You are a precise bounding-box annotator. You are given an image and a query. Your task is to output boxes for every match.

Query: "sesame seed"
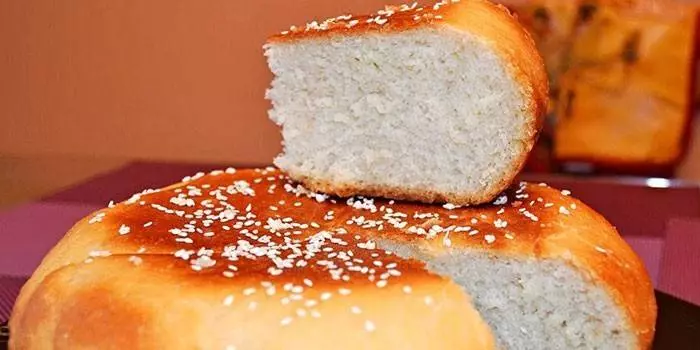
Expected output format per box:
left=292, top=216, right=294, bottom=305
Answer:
left=280, top=317, right=293, bottom=326
left=351, top=306, right=362, bottom=314
left=364, top=320, right=376, bottom=332
left=484, top=234, right=496, bottom=244
left=89, top=250, right=111, bottom=257
left=223, top=295, right=234, bottom=306
left=595, top=246, right=609, bottom=254
left=339, top=288, right=352, bottom=296
left=561, top=190, right=572, bottom=196
left=559, top=206, right=571, bottom=215
left=402, top=285, right=412, bottom=294
left=424, top=296, right=434, bottom=305
left=494, top=219, right=508, bottom=228
left=493, top=195, right=508, bottom=205
left=321, top=292, right=332, bottom=301
left=88, top=212, right=106, bottom=224
left=128, top=256, right=142, bottom=265
left=376, top=280, right=388, bottom=288
left=143, top=221, right=153, bottom=227
left=118, top=224, right=131, bottom=235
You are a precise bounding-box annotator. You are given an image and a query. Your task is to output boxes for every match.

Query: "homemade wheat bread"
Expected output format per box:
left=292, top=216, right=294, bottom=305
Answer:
left=11, top=168, right=655, bottom=349
left=265, top=0, right=548, bottom=205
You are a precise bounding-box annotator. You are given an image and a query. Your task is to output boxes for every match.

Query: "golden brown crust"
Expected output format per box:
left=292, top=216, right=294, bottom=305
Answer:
left=11, top=168, right=654, bottom=349
left=283, top=167, right=515, bottom=206
left=13, top=255, right=493, bottom=350
left=10, top=168, right=496, bottom=349
left=267, top=0, right=548, bottom=205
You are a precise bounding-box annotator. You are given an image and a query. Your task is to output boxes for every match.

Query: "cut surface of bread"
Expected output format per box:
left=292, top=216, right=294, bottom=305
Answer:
left=384, top=244, right=636, bottom=349
left=265, top=0, right=548, bottom=205
left=11, top=168, right=655, bottom=349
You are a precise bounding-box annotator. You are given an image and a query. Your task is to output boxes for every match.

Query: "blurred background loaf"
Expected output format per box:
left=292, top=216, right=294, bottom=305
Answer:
left=503, top=0, right=699, bottom=175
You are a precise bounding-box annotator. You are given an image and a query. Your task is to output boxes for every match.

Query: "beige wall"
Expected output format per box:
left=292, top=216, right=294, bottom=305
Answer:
left=2, top=0, right=700, bottom=178
left=0, top=0, right=404, bottom=165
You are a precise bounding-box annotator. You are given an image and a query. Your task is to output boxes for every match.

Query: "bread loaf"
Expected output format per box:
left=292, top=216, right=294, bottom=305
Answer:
left=11, top=168, right=655, bottom=349
left=265, top=0, right=548, bottom=205
left=502, top=0, right=698, bottom=172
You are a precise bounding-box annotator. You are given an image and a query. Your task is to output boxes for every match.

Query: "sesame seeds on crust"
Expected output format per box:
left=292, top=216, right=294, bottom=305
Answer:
left=87, top=167, right=585, bottom=333
left=268, top=1, right=463, bottom=43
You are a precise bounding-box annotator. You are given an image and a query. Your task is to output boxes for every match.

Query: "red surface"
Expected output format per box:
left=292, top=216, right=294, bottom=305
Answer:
left=0, top=202, right=102, bottom=276
left=659, top=218, right=700, bottom=306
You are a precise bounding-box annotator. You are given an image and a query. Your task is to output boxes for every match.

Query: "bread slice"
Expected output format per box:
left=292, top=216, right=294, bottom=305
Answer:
left=11, top=168, right=655, bottom=349
left=265, top=0, right=548, bottom=205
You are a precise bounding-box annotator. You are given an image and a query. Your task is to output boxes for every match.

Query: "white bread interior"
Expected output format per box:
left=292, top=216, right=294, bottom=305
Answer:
left=267, top=29, right=528, bottom=204
left=383, top=242, right=634, bottom=349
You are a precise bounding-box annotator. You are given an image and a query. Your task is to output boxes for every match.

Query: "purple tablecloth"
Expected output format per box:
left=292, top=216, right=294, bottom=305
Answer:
left=0, top=202, right=101, bottom=277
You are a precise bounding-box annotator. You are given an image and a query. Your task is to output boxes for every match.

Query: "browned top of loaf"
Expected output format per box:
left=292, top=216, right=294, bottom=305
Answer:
left=13, top=167, right=654, bottom=348
left=13, top=168, right=655, bottom=344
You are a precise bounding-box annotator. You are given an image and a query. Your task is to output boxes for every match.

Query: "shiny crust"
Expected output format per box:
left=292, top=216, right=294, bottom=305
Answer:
left=13, top=257, right=493, bottom=349
left=10, top=168, right=496, bottom=349
left=11, top=168, right=653, bottom=349
left=267, top=0, right=548, bottom=205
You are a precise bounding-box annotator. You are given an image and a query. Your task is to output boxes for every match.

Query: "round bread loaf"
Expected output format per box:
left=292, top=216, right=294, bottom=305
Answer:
left=265, top=0, right=548, bottom=205
left=10, top=168, right=655, bottom=349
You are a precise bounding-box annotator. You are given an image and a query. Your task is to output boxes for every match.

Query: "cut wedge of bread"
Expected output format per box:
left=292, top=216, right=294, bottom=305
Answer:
left=265, top=0, right=548, bottom=205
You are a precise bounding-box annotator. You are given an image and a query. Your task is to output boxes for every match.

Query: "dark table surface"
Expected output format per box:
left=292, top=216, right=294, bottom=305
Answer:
left=1, top=291, right=699, bottom=349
